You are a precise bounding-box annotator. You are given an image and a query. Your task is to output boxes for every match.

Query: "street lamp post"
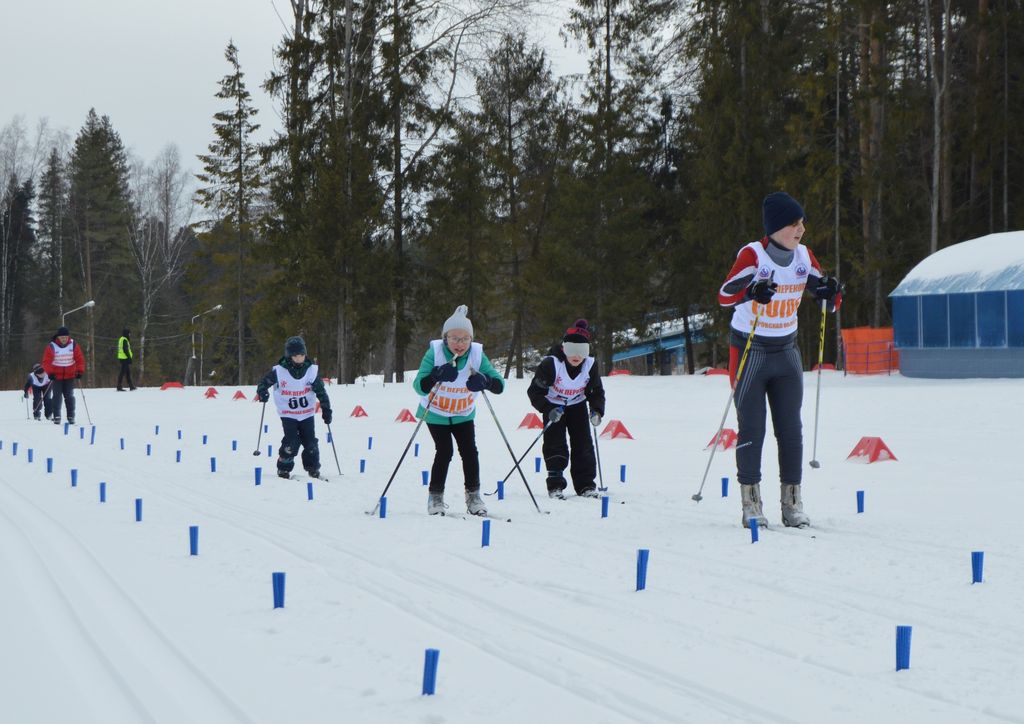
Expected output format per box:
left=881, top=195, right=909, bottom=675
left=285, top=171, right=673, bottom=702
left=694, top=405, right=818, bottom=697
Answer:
left=191, top=305, right=222, bottom=385
left=62, top=300, right=95, bottom=327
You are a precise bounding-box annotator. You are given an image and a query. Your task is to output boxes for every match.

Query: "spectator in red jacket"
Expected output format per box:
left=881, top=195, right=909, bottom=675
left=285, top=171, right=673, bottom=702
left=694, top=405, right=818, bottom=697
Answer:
left=42, top=325, right=86, bottom=424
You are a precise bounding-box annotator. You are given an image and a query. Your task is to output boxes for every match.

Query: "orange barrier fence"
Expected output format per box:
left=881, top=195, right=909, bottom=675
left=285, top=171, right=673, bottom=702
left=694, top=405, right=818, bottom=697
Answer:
left=841, top=327, right=899, bottom=374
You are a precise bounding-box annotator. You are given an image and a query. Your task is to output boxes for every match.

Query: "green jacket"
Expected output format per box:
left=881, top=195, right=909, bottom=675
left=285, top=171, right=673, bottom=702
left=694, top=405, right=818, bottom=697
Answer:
left=117, top=335, right=132, bottom=361
left=412, top=342, right=504, bottom=425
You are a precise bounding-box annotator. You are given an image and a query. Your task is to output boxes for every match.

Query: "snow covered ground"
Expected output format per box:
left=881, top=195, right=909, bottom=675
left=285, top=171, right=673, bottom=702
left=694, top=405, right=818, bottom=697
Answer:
left=1, top=371, right=1021, bottom=724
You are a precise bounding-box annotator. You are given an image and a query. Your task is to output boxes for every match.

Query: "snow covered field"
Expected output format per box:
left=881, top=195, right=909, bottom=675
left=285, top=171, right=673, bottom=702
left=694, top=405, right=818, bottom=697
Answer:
left=1, top=372, right=1022, bottom=724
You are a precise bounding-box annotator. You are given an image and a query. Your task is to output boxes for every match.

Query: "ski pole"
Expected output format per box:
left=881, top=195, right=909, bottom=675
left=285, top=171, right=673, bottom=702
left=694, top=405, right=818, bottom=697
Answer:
left=77, top=378, right=93, bottom=425
left=365, top=355, right=459, bottom=516
left=692, top=309, right=763, bottom=502
left=809, top=298, right=828, bottom=468
left=253, top=401, right=267, bottom=455
left=591, top=404, right=606, bottom=492
left=478, top=388, right=545, bottom=514
left=326, top=422, right=342, bottom=475
left=484, top=420, right=553, bottom=495
left=24, top=392, right=30, bottom=419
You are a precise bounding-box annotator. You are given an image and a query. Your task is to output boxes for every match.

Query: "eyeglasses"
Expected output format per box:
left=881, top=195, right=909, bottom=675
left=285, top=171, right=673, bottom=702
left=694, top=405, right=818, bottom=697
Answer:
left=447, top=335, right=471, bottom=344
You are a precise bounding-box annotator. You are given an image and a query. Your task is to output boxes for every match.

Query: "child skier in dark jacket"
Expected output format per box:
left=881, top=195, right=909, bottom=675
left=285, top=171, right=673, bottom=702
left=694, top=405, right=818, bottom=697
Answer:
left=23, top=363, right=54, bottom=420
left=256, top=336, right=333, bottom=479
left=527, top=319, right=606, bottom=499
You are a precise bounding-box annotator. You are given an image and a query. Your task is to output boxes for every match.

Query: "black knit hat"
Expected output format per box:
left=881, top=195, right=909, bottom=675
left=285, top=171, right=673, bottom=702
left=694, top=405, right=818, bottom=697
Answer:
left=563, top=319, right=591, bottom=343
left=55, top=326, right=70, bottom=338
left=285, top=336, right=307, bottom=357
left=762, top=192, right=806, bottom=237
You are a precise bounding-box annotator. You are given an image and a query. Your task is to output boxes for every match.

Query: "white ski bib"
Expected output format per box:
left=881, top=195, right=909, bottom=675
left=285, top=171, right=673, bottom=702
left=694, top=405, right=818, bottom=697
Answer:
left=544, top=356, right=594, bottom=407
left=50, top=341, right=76, bottom=368
left=421, top=341, right=483, bottom=418
left=273, top=364, right=318, bottom=420
left=730, top=241, right=812, bottom=337
left=31, top=372, right=50, bottom=388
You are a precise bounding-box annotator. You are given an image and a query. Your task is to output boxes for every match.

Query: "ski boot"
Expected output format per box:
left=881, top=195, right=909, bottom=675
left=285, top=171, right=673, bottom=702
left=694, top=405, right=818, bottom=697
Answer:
left=465, top=489, right=487, bottom=516
left=740, top=483, right=769, bottom=529
left=577, top=487, right=599, bottom=498
left=780, top=483, right=810, bottom=528
left=427, top=492, right=446, bottom=515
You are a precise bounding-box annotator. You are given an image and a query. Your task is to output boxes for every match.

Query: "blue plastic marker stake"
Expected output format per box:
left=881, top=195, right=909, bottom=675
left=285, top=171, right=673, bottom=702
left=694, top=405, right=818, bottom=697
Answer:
left=99, top=482, right=106, bottom=503
left=264, top=424, right=269, bottom=434
left=202, top=434, right=208, bottom=445
left=360, top=459, right=366, bottom=473
left=368, top=436, right=373, bottom=450
left=421, top=470, right=428, bottom=486
left=422, top=649, right=440, bottom=695
left=46, top=457, right=53, bottom=473
left=750, top=517, right=759, bottom=543
left=721, top=476, right=729, bottom=497
left=857, top=490, right=865, bottom=514
left=189, top=526, right=199, bottom=555
left=972, top=551, right=984, bottom=584
left=272, top=572, right=286, bottom=609
left=535, top=456, right=541, bottom=473
left=27, top=449, right=33, bottom=463
left=90, top=426, right=96, bottom=445
left=146, top=444, right=152, bottom=456
left=267, top=444, right=272, bottom=457
left=414, top=443, right=419, bottom=457
left=896, top=625, right=913, bottom=671
left=79, top=427, right=84, bottom=440
left=620, top=464, right=627, bottom=483
left=307, top=482, right=314, bottom=501
left=601, top=496, right=609, bottom=518
left=379, top=497, right=387, bottom=518
left=232, top=440, right=237, bottom=451
left=177, top=429, right=182, bottom=440
left=70, top=469, right=78, bottom=487
left=0, top=440, right=3, bottom=450
left=176, top=450, right=182, bottom=463
left=11, top=442, right=17, bottom=456
left=155, top=425, right=160, bottom=435
left=327, top=432, right=332, bottom=444
left=636, top=549, right=650, bottom=591
left=64, top=422, right=69, bottom=435
left=120, top=437, right=125, bottom=450
left=255, top=467, right=262, bottom=486
left=210, top=457, right=217, bottom=473
left=481, top=519, right=491, bottom=547
left=135, top=498, right=143, bottom=522
left=497, top=480, right=505, bottom=500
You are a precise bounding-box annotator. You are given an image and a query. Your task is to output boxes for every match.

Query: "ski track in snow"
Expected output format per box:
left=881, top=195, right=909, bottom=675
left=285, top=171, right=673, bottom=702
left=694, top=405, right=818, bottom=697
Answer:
left=3, top=375, right=1024, bottom=723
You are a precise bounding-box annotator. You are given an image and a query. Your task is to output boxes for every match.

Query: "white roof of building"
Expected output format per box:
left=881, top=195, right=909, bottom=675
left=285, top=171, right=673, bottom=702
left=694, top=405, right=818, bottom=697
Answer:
left=890, top=231, right=1024, bottom=297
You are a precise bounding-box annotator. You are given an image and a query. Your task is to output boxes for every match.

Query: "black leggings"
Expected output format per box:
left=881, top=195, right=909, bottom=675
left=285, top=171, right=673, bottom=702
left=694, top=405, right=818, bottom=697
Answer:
left=732, top=342, right=804, bottom=486
left=278, top=416, right=320, bottom=474
left=50, top=378, right=77, bottom=421
left=427, top=420, right=480, bottom=493
left=542, top=401, right=596, bottom=493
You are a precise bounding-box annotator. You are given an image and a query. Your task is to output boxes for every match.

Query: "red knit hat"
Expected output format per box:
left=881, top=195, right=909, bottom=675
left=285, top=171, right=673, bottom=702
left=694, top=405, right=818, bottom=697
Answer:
left=563, top=319, right=591, bottom=343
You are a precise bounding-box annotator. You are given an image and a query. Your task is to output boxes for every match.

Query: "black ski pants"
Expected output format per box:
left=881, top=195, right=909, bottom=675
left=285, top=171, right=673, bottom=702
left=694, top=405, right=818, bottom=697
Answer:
left=30, top=385, right=53, bottom=419
left=117, top=360, right=135, bottom=390
left=427, top=419, right=480, bottom=494
left=277, top=416, right=320, bottom=474
left=542, top=401, right=597, bottom=493
left=50, top=378, right=77, bottom=422
left=732, top=339, right=803, bottom=486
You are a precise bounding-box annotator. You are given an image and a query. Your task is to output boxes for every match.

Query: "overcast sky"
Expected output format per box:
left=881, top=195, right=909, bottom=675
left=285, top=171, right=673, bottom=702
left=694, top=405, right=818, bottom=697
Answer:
left=6, top=0, right=582, bottom=175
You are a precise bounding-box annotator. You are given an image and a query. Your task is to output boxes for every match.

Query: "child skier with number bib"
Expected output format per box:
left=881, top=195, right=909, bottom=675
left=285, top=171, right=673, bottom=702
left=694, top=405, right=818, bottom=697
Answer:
left=527, top=319, right=606, bottom=499
left=256, top=336, right=333, bottom=480
left=413, top=305, right=505, bottom=516
left=717, top=192, right=843, bottom=529
left=23, top=363, right=54, bottom=420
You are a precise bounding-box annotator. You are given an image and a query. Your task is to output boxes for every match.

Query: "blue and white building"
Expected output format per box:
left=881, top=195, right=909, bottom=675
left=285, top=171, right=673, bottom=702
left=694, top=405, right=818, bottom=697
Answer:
left=890, top=231, right=1024, bottom=378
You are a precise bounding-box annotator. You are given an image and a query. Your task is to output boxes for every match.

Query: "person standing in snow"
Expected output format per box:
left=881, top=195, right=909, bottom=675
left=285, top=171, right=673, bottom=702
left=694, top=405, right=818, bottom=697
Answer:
left=42, top=325, right=86, bottom=425
left=256, top=336, right=332, bottom=479
left=717, top=191, right=843, bottom=529
left=116, top=327, right=136, bottom=391
left=527, top=319, right=606, bottom=499
left=413, top=305, right=505, bottom=516
left=23, top=363, right=54, bottom=420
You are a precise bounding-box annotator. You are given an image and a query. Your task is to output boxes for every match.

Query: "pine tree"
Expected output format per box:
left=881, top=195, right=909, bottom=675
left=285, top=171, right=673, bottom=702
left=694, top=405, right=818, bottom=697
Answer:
left=1, top=175, right=37, bottom=377
left=37, top=147, right=68, bottom=320
left=196, top=41, right=262, bottom=384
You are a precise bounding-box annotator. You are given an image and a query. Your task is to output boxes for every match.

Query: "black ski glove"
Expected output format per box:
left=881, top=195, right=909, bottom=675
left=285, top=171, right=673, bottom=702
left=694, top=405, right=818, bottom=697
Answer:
left=466, top=373, right=487, bottom=392
left=322, top=407, right=332, bottom=425
left=433, top=364, right=458, bottom=383
left=813, top=275, right=843, bottom=301
left=257, top=387, right=269, bottom=403
left=746, top=278, right=778, bottom=304
left=547, top=406, right=564, bottom=424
